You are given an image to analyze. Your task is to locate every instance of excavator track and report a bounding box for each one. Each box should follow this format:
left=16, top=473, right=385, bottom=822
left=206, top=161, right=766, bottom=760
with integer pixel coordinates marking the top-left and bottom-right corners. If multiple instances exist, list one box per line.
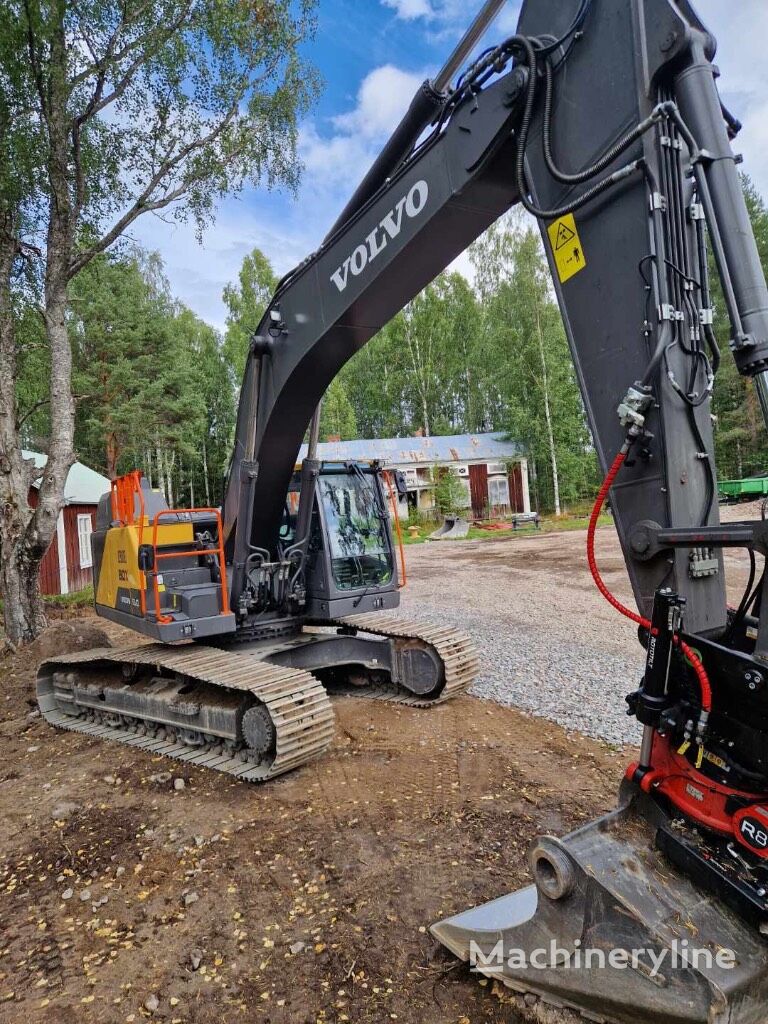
left=36, top=644, right=335, bottom=782
left=328, top=612, right=478, bottom=706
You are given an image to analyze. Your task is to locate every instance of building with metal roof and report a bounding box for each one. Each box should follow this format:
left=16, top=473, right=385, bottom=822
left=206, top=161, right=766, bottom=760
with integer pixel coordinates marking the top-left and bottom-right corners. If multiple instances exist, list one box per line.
left=23, top=449, right=110, bottom=506
left=299, top=432, right=530, bottom=519
left=24, top=450, right=110, bottom=596
left=298, top=432, right=523, bottom=467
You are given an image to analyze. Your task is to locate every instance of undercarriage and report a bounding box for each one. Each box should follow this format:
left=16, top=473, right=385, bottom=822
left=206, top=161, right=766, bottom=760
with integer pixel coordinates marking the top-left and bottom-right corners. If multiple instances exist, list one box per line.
left=36, top=613, right=478, bottom=780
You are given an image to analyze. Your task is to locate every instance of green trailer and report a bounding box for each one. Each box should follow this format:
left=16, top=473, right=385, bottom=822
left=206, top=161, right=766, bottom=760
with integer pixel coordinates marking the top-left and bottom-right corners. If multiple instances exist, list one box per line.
left=719, top=476, right=768, bottom=500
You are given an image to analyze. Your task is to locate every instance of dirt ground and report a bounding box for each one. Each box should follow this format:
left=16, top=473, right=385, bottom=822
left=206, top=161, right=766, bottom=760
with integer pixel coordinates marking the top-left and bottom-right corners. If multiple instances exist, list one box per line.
left=0, top=518, right=752, bottom=1024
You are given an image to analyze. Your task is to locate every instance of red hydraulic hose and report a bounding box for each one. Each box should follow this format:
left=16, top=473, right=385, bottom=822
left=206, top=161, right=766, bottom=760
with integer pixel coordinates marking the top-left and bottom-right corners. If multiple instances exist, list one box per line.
left=587, top=447, right=712, bottom=714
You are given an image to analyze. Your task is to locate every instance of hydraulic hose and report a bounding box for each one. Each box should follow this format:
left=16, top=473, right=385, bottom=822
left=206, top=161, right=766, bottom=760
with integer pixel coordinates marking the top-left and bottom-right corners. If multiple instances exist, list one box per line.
left=587, top=446, right=713, bottom=715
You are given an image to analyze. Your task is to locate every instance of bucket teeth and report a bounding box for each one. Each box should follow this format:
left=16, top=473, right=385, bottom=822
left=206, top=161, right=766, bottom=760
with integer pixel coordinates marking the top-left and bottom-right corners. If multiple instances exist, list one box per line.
left=432, top=790, right=768, bottom=1024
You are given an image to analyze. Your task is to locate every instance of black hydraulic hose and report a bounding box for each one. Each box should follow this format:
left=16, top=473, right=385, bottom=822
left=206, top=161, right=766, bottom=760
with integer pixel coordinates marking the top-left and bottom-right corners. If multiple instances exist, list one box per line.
left=511, top=35, right=646, bottom=221
left=686, top=401, right=715, bottom=526
left=695, top=213, right=721, bottom=374
left=640, top=161, right=676, bottom=386
left=726, top=547, right=757, bottom=644
left=662, top=104, right=748, bottom=346
left=536, top=0, right=593, bottom=57
left=541, top=57, right=660, bottom=186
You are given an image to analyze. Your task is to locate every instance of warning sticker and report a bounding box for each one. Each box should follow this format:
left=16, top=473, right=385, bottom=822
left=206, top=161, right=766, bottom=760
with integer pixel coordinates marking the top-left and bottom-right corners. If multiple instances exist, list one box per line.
left=547, top=213, right=586, bottom=284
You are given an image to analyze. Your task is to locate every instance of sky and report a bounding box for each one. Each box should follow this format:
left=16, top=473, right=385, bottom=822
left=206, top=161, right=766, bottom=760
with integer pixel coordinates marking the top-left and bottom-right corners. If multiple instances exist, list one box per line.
left=132, top=0, right=768, bottom=333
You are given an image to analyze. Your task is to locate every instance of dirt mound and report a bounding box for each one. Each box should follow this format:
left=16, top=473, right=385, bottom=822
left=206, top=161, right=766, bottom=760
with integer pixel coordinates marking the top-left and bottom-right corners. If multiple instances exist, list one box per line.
left=26, top=619, right=111, bottom=668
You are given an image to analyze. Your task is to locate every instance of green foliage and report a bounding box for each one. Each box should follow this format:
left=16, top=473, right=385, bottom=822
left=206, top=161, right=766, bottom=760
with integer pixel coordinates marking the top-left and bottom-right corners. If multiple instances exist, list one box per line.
left=66, top=247, right=233, bottom=503
left=474, top=223, right=596, bottom=512
left=343, top=272, right=483, bottom=438
left=319, top=379, right=357, bottom=440
left=711, top=177, right=768, bottom=481
left=2, top=1, right=320, bottom=272
left=433, top=469, right=469, bottom=516
left=341, top=219, right=596, bottom=513
left=223, top=248, right=278, bottom=384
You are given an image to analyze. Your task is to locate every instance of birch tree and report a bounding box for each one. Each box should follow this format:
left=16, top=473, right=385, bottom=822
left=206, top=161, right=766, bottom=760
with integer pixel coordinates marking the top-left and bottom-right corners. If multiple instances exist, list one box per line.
left=0, top=0, right=317, bottom=643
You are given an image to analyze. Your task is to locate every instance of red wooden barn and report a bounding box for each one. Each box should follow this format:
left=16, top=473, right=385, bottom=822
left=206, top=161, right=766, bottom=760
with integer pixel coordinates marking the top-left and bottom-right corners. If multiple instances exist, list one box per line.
left=25, top=450, right=111, bottom=596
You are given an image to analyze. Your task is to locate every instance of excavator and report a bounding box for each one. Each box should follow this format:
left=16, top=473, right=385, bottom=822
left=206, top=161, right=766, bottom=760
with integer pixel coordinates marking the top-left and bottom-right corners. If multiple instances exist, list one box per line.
left=34, top=0, right=768, bottom=1018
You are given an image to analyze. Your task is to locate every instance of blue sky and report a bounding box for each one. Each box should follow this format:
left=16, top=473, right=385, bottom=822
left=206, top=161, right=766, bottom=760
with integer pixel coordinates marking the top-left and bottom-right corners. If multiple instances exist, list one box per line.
left=133, top=0, right=768, bottom=332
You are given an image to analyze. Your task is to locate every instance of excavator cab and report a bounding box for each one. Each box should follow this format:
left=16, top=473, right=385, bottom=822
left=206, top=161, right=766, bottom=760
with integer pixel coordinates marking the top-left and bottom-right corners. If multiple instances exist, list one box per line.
left=300, top=462, right=402, bottom=618
left=90, top=462, right=403, bottom=641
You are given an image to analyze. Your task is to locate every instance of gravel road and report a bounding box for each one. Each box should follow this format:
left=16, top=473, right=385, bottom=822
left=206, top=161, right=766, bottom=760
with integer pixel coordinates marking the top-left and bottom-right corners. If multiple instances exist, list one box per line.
left=400, top=520, right=754, bottom=747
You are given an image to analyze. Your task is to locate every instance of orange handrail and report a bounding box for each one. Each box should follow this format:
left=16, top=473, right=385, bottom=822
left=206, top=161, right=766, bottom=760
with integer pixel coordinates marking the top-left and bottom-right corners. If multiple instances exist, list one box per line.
left=111, top=472, right=148, bottom=614
left=150, top=508, right=230, bottom=625
left=384, top=471, right=407, bottom=588
left=110, top=472, right=229, bottom=624
left=110, top=470, right=143, bottom=527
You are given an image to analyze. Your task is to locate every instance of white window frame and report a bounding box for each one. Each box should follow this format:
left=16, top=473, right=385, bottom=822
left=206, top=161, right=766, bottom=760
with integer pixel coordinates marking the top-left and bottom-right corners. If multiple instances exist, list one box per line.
left=488, top=476, right=510, bottom=507
left=77, top=513, right=94, bottom=569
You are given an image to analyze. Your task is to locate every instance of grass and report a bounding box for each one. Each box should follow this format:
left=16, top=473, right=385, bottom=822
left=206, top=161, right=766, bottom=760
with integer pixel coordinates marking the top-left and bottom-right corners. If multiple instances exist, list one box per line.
left=398, top=513, right=613, bottom=545
left=44, top=584, right=94, bottom=609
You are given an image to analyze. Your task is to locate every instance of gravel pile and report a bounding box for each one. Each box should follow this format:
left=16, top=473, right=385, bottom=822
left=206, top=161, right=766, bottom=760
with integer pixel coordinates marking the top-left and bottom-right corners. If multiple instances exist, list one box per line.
left=402, top=594, right=644, bottom=747
left=398, top=530, right=653, bottom=748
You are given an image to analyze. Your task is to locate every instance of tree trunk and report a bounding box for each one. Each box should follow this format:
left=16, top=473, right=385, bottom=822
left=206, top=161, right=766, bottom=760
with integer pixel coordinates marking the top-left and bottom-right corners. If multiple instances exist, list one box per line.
left=156, top=442, right=165, bottom=499
left=106, top=431, right=119, bottom=480
left=421, top=392, right=431, bottom=438
left=0, top=212, right=51, bottom=644
left=202, top=441, right=211, bottom=506
left=164, top=449, right=176, bottom=507
left=0, top=10, right=78, bottom=644
left=534, top=303, right=561, bottom=516
left=1, top=544, right=47, bottom=645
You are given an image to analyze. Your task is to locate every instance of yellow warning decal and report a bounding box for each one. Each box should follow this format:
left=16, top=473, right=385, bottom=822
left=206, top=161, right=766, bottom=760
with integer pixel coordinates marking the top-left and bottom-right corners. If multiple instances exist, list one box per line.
left=547, top=212, right=586, bottom=284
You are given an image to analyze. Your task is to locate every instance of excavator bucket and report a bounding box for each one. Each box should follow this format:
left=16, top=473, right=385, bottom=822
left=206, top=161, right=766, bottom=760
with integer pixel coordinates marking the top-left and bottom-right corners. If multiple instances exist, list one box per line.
left=429, top=516, right=470, bottom=541
left=432, top=785, right=768, bottom=1024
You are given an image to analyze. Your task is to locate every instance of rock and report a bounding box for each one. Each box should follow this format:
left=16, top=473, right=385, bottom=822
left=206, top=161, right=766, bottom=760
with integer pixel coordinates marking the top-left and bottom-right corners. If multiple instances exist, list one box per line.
left=103, top=775, right=116, bottom=785
left=27, top=745, right=39, bottom=753
left=183, top=892, right=199, bottom=908
left=190, top=949, right=203, bottom=970
left=61, top=888, right=73, bottom=901
left=115, top=866, right=126, bottom=878
left=51, top=801, right=79, bottom=820
left=173, top=778, right=185, bottom=791
left=194, top=835, right=204, bottom=848
left=144, top=993, right=159, bottom=1013
left=149, top=772, right=172, bottom=784
left=79, top=888, right=92, bottom=902
left=289, top=941, right=306, bottom=955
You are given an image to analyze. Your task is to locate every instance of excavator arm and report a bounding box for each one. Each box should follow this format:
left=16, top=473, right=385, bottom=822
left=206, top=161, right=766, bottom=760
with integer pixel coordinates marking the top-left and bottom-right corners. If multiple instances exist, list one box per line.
left=224, top=0, right=768, bottom=641
left=217, top=1, right=768, bottom=1019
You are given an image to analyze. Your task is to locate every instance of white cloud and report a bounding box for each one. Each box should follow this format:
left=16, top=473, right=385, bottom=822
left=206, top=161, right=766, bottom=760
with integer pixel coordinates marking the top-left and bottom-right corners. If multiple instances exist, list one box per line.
left=382, top=0, right=434, bottom=20
left=332, top=65, right=425, bottom=139
left=131, top=199, right=314, bottom=332
left=298, top=63, right=425, bottom=197
left=680, top=0, right=768, bottom=196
